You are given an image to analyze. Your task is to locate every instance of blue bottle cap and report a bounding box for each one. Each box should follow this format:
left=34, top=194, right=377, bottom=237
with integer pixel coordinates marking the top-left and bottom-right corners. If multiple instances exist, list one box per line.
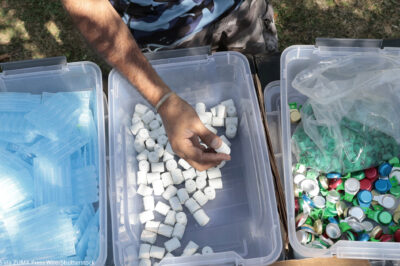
left=327, top=172, right=341, bottom=179
left=379, top=163, right=392, bottom=177
left=358, top=233, right=370, bottom=241
left=375, top=179, right=390, bottom=194
left=328, top=217, right=339, bottom=224
left=357, top=190, right=372, bottom=208
left=302, top=194, right=316, bottom=208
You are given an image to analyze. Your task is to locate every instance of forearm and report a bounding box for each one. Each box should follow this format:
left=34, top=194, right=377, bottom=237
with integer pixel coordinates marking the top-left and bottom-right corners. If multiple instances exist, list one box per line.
left=62, top=0, right=170, bottom=106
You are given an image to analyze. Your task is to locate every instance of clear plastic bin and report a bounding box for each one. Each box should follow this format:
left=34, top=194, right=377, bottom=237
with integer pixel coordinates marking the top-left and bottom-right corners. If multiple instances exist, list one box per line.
left=280, top=45, right=400, bottom=259
left=108, top=51, right=282, bottom=265
left=0, top=57, right=108, bottom=265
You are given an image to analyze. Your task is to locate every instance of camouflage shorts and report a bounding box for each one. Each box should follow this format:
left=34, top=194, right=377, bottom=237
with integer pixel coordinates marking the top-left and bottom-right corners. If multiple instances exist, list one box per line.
left=111, top=0, right=278, bottom=54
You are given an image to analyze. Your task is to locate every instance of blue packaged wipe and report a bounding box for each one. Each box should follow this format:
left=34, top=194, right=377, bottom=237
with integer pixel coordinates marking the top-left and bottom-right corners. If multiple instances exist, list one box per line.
left=72, top=166, right=99, bottom=205
left=76, top=210, right=99, bottom=260
left=0, top=113, right=38, bottom=143
left=33, top=156, right=73, bottom=207
left=0, top=93, right=41, bottom=112
left=25, top=93, right=81, bottom=141
left=73, top=204, right=95, bottom=243
left=3, top=204, right=76, bottom=260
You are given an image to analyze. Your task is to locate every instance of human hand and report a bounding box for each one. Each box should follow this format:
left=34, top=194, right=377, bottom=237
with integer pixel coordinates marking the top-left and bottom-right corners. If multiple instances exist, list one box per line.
left=158, top=93, right=231, bottom=171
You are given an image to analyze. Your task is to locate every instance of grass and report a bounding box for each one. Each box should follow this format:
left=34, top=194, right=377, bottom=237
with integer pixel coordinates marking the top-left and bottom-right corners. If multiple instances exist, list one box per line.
left=0, top=0, right=399, bottom=75
left=270, top=0, right=400, bottom=51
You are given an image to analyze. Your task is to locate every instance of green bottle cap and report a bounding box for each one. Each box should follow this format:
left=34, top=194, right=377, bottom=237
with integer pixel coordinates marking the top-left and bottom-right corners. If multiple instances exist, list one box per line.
left=390, top=177, right=399, bottom=187
left=343, top=173, right=351, bottom=179
left=339, top=222, right=352, bottom=233
left=306, top=169, right=319, bottom=180
left=389, top=225, right=400, bottom=234
left=305, top=217, right=313, bottom=226
left=389, top=157, right=400, bottom=165
left=336, top=182, right=345, bottom=192
left=378, top=211, right=392, bottom=225
left=352, top=197, right=359, bottom=207
left=289, top=102, right=298, bottom=109
left=352, top=171, right=365, bottom=181
left=310, top=209, right=323, bottom=220
left=390, top=186, right=400, bottom=198
left=393, top=163, right=400, bottom=168
left=320, top=189, right=329, bottom=197
left=346, top=231, right=355, bottom=241
left=370, top=237, right=381, bottom=242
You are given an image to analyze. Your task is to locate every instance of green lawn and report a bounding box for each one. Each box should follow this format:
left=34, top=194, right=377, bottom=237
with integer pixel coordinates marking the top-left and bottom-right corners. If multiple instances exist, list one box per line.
left=1, top=0, right=399, bottom=75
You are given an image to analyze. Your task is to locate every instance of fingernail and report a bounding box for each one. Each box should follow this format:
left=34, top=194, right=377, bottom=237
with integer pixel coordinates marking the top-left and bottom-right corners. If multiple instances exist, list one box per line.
left=211, top=138, right=220, bottom=149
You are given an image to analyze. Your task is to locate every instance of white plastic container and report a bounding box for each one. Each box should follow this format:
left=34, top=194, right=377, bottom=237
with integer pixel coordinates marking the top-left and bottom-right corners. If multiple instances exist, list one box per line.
left=0, top=57, right=108, bottom=265
left=267, top=42, right=400, bottom=260
left=108, top=50, right=282, bottom=265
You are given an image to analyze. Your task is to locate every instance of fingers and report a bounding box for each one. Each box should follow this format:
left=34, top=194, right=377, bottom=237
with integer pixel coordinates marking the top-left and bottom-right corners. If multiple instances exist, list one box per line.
left=195, top=123, right=221, bottom=150
left=178, top=140, right=229, bottom=170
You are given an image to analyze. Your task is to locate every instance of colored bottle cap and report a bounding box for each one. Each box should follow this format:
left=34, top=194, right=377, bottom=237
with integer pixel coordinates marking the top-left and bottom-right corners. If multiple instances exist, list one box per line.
left=348, top=206, right=366, bottom=222
left=295, top=198, right=300, bottom=213
left=327, top=190, right=341, bottom=203
left=345, top=178, right=360, bottom=195
left=299, top=224, right=316, bottom=235
left=379, top=163, right=393, bottom=177
left=326, top=223, right=341, bottom=239
left=390, top=186, right=400, bottom=198
left=347, top=219, right=364, bottom=232
left=359, top=233, right=370, bottom=241
left=336, top=201, right=347, bottom=217
left=314, top=219, right=323, bottom=235
left=378, top=163, right=392, bottom=176
left=352, top=171, right=365, bottom=181
left=329, top=178, right=343, bottom=190
left=290, top=109, right=301, bottom=123
left=360, top=178, right=373, bottom=191
left=300, top=179, right=320, bottom=197
left=328, top=217, right=338, bottom=224
left=327, top=172, right=341, bottom=179
left=296, top=212, right=308, bottom=227
left=361, top=221, right=374, bottom=232
left=375, top=179, right=390, bottom=194
left=296, top=230, right=310, bottom=244
left=294, top=184, right=302, bottom=197
left=346, top=231, right=356, bottom=241
left=294, top=163, right=307, bottom=174
left=339, top=222, right=352, bottom=233
left=313, top=196, right=326, bottom=209
left=379, top=234, right=393, bottom=242
left=319, top=176, right=329, bottom=190
left=394, top=229, right=400, bottom=242
left=378, top=211, right=392, bottom=225
left=393, top=212, right=400, bottom=224
left=381, top=194, right=397, bottom=210
left=306, top=169, right=319, bottom=180
left=389, top=168, right=400, bottom=183
left=365, top=167, right=378, bottom=180
left=302, top=194, right=316, bottom=209
left=370, top=226, right=383, bottom=239
left=320, top=235, right=334, bottom=247
left=294, top=174, right=306, bottom=185
left=389, top=157, right=400, bottom=165
left=357, top=190, right=373, bottom=208
left=370, top=237, right=381, bottom=242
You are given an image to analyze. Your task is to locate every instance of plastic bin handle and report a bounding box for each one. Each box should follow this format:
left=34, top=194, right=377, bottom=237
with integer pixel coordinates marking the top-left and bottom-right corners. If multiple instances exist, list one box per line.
left=0, top=56, right=67, bottom=75
left=315, top=38, right=383, bottom=48
left=144, top=46, right=211, bottom=61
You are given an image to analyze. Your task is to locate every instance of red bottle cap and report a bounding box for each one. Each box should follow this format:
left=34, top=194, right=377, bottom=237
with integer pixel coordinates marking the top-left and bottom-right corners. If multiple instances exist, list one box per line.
left=360, top=178, right=373, bottom=191
left=365, top=167, right=378, bottom=180
left=394, top=229, right=400, bottom=242
left=295, top=198, right=299, bottom=213
left=329, top=178, right=342, bottom=190
left=380, top=234, right=393, bottom=242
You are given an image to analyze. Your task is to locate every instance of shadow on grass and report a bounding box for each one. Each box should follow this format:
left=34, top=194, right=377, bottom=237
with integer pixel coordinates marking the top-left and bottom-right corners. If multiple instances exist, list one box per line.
left=269, top=0, right=400, bottom=50
left=0, top=0, right=111, bottom=79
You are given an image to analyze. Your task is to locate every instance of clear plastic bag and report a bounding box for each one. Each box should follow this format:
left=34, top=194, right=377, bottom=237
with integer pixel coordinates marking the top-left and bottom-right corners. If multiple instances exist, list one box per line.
left=291, top=54, right=400, bottom=173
